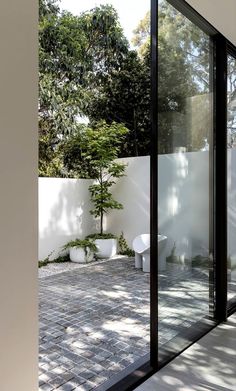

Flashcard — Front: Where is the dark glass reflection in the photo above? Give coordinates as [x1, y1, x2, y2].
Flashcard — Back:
[227, 54, 236, 304]
[157, 0, 214, 362]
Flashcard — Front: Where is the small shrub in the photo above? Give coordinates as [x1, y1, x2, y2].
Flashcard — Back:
[118, 232, 135, 257]
[38, 251, 70, 268]
[38, 250, 54, 268]
[86, 233, 117, 240]
[62, 238, 97, 257]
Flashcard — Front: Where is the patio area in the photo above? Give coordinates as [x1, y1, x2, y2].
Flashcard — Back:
[39, 257, 209, 391]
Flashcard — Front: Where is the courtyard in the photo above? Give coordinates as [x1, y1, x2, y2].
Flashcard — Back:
[39, 257, 209, 391]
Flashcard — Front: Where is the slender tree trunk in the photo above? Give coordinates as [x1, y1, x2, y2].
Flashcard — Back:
[100, 167, 103, 235]
[100, 211, 103, 235]
[133, 108, 139, 156]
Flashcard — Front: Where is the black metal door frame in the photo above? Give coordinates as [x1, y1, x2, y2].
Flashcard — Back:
[226, 42, 236, 315]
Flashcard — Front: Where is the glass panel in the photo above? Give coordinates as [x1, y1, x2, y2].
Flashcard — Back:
[227, 54, 236, 304]
[157, 0, 214, 362]
[38, 0, 151, 389]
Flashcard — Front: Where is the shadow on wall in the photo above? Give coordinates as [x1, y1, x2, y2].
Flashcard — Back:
[107, 156, 150, 247]
[39, 178, 96, 260]
[159, 151, 210, 263]
[39, 151, 236, 262]
[108, 153, 210, 261]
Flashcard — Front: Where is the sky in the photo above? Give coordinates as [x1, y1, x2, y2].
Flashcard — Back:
[59, 0, 150, 43]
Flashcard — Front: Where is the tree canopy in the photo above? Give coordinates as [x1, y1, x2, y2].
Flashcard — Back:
[39, 0, 236, 177]
[39, 0, 131, 175]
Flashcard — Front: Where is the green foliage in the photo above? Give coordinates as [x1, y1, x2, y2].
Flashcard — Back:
[39, 1, 132, 176]
[85, 51, 151, 157]
[62, 121, 128, 178]
[118, 232, 135, 257]
[39, 0, 59, 20]
[132, 11, 150, 59]
[38, 252, 70, 268]
[79, 121, 127, 234]
[38, 259, 50, 268]
[166, 242, 178, 263]
[192, 255, 210, 268]
[62, 238, 97, 253]
[39, 0, 226, 175]
[86, 233, 117, 240]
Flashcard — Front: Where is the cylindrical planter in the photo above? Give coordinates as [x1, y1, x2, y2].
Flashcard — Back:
[69, 247, 94, 263]
[95, 238, 117, 259]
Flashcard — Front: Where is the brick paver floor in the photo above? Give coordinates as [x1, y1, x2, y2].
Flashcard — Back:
[39, 258, 209, 391]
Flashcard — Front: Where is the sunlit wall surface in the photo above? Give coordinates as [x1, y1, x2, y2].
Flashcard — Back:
[157, 0, 214, 361]
[227, 54, 236, 304]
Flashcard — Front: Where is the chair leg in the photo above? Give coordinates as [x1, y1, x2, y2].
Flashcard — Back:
[142, 254, 150, 273]
[135, 253, 142, 269]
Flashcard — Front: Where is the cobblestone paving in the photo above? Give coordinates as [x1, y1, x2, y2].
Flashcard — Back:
[39, 258, 209, 391]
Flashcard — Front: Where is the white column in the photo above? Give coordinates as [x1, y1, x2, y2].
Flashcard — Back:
[0, 0, 38, 390]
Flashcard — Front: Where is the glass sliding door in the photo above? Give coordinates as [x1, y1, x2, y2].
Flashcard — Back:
[157, 0, 215, 362]
[39, 1, 152, 390]
[227, 53, 236, 306]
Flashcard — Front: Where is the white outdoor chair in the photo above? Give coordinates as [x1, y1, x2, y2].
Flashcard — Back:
[132, 234, 167, 272]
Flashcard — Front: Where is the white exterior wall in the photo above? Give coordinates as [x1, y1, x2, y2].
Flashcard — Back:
[107, 156, 150, 246]
[0, 0, 38, 390]
[39, 151, 236, 264]
[109, 153, 210, 260]
[39, 178, 94, 260]
[39, 153, 213, 261]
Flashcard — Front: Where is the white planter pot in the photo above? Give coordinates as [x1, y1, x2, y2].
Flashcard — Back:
[95, 238, 117, 259]
[69, 247, 94, 263]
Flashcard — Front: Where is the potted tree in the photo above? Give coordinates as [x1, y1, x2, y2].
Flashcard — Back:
[62, 239, 97, 263]
[82, 121, 128, 258]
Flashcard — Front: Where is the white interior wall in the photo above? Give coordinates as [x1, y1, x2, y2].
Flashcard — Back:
[186, 0, 236, 45]
[0, 0, 38, 390]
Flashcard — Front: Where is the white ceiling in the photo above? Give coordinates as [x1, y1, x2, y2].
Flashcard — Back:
[186, 0, 236, 46]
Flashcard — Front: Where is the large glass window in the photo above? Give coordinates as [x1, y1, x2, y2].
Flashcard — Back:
[157, 0, 215, 362]
[227, 54, 236, 305]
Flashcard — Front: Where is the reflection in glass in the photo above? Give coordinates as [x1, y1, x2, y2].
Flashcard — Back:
[157, 0, 214, 361]
[227, 54, 236, 304]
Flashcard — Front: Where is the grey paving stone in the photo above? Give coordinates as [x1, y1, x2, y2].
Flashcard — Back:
[48, 376, 67, 388]
[78, 370, 96, 380]
[39, 383, 54, 391]
[56, 382, 76, 391]
[39, 258, 209, 391]
[73, 381, 96, 391]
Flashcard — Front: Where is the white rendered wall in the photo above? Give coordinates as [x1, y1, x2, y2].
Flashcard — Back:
[109, 153, 210, 260]
[39, 153, 212, 261]
[0, 0, 38, 390]
[186, 0, 236, 46]
[39, 152, 236, 265]
[107, 156, 150, 245]
[39, 178, 94, 260]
